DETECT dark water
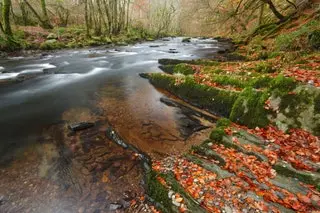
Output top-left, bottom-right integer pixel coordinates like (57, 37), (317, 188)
(0, 37), (222, 160)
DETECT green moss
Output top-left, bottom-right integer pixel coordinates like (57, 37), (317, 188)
(230, 87), (270, 128)
(273, 163), (319, 185)
(158, 58), (219, 66)
(173, 63), (194, 75)
(149, 73), (239, 117)
(216, 118), (231, 128)
(250, 76), (273, 89)
(268, 51), (282, 59)
(40, 40), (66, 50)
(210, 127), (226, 141)
(146, 170), (173, 213)
(255, 62), (276, 73)
(278, 89), (312, 119)
(159, 65), (175, 74)
(315, 94), (320, 114)
(275, 20), (320, 51)
(308, 29), (320, 49)
(211, 75), (247, 88)
(269, 75), (297, 94)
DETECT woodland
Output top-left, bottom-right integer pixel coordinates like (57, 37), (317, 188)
(0, 0), (320, 213)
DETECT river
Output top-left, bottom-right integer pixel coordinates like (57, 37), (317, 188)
(0, 37), (223, 212)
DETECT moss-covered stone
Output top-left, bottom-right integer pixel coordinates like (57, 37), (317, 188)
(274, 161), (320, 186)
(230, 87), (270, 128)
(146, 170), (173, 213)
(182, 37), (191, 43)
(216, 118), (231, 128)
(159, 65), (175, 74)
(158, 58), (220, 66)
(173, 64), (194, 75)
(191, 144), (226, 166)
(146, 73), (239, 117)
(209, 127), (226, 142)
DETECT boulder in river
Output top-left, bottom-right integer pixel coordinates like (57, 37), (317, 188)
(168, 49), (179, 54)
(182, 37), (191, 43)
(68, 122), (95, 131)
(149, 45), (160, 48)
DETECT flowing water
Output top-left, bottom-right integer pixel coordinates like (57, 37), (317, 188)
(0, 37), (224, 212)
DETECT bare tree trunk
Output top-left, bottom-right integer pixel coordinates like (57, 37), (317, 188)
(84, 0), (90, 37)
(2, 0), (12, 36)
(19, 0), (28, 26)
(23, 0), (53, 29)
(96, 0), (108, 33)
(102, 0), (112, 35)
(0, 20), (5, 34)
(40, 0), (50, 24)
(126, 0), (130, 30)
(261, 0), (285, 21)
(258, 3), (265, 25)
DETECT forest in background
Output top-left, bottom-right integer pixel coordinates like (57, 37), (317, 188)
(0, 0), (318, 51)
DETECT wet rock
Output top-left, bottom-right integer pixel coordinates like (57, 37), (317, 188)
(217, 49), (227, 54)
(149, 45), (160, 48)
(68, 122), (95, 131)
(182, 37), (191, 43)
(109, 203), (122, 211)
(0, 195), (6, 205)
(162, 38), (170, 41)
(139, 73), (149, 79)
(78, 207), (86, 213)
(0, 51), (8, 58)
(168, 50), (179, 54)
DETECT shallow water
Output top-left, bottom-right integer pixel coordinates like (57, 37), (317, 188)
(0, 37), (222, 212)
(0, 37), (222, 160)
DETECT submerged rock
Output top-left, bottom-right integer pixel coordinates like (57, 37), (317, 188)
(68, 122), (95, 131)
(149, 45), (160, 48)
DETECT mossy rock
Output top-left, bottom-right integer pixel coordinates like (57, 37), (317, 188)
(159, 65), (175, 74)
(250, 76), (273, 89)
(40, 40), (65, 50)
(173, 64), (194, 75)
(182, 37), (191, 43)
(216, 118), (231, 128)
(147, 73), (239, 117)
(146, 170), (174, 213)
(269, 75), (297, 93)
(158, 58), (219, 66)
(274, 161), (320, 186)
(209, 127), (226, 141)
(230, 87), (270, 128)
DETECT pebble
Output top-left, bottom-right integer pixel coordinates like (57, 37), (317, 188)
(168, 190), (174, 198)
(78, 207), (85, 213)
(172, 200), (181, 207)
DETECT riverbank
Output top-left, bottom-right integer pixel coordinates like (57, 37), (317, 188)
(139, 10), (320, 212)
(0, 26), (157, 57)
